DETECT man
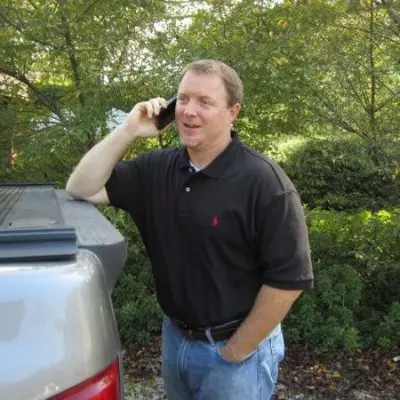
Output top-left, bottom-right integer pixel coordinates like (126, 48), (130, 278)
(66, 59), (313, 399)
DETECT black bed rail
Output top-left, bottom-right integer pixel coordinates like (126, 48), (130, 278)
(0, 184), (77, 261)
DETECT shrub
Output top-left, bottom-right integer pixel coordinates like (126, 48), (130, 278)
(102, 191), (400, 350)
(377, 302), (400, 348)
(265, 135), (399, 211)
(285, 207), (400, 350)
(102, 207), (163, 344)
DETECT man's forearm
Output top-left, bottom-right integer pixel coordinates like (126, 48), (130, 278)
(66, 123), (135, 198)
(223, 285), (302, 361)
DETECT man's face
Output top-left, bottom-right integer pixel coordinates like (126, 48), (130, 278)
(175, 70), (240, 150)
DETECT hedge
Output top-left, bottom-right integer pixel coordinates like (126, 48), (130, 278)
(107, 206), (400, 350)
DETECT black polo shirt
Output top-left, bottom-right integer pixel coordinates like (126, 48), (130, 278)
(105, 132), (313, 327)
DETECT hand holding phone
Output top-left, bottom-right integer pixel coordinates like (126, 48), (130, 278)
(155, 97), (176, 130)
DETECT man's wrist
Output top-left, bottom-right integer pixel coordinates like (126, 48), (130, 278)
(115, 122), (139, 142)
(222, 342), (253, 362)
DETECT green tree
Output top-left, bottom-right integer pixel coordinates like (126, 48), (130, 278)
(0, 0), (167, 184)
(297, 0), (400, 166)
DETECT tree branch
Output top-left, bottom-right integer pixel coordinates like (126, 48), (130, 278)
(327, 22), (400, 46)
(26, 0), (38, 10)
(310, 89), (368, 140)
(56, 0), (85, 108)
(375, 88), (400, 113)
(0, 66), (62, 119)
(335, 60), (369, 113)
(0, 9), (58, 49)
(375, 0), (400, 36)
(368, 1), (377, 141)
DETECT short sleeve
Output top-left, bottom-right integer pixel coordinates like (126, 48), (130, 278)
(256, 190), (314, 290)
(105, 158), (144, 224)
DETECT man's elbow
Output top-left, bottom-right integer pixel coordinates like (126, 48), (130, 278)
(65, 177), (82, 199)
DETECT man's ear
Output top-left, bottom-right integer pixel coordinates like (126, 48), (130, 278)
(229, 103), (241, 123)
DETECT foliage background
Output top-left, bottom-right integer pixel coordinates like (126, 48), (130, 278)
(1, 0), (399, 350)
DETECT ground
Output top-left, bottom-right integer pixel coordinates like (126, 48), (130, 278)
(123, 335), (399, 400)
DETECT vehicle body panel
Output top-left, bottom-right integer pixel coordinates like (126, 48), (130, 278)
(0, 250), (122, 400)
(0, 185), (127, 400)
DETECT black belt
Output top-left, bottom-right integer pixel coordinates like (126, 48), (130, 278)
(171, 318), (242, 342)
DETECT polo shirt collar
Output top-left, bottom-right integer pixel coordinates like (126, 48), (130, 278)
(179, 131), (239, 178)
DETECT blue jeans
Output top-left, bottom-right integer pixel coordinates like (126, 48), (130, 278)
(161, 316), (285, 399)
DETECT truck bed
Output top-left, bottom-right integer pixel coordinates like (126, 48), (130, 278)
(0, 184), (126, 292)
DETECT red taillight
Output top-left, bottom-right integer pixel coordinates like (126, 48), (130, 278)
(51, 359), (120, 400)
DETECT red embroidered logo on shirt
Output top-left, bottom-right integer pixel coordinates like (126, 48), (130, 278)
(212, 216), (219, 227)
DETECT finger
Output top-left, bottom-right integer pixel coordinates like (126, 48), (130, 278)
(133, 101), (147, 115)
(159, 97), (168, 109)
(149, 97), (164, 116)
(145, 101), (154, 119)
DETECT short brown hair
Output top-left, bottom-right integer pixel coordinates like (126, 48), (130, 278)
(179, 59), (244, 106)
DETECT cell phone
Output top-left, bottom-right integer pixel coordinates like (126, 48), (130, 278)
(155, 96), (176, 130)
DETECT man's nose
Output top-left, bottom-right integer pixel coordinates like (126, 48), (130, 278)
(183, 99), (197, 116)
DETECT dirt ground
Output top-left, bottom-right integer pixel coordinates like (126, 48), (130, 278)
(123, 335), (399, 400)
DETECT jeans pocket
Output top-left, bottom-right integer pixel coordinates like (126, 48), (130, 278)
(215, 341), (258, 365)
(269, 327), (285, 365)
(162, 315), (168, 332)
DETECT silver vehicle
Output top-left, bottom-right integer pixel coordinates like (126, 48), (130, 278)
(0, 184), (127, 400)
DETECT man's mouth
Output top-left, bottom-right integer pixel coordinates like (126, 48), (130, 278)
(183, 122), (200, 129)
